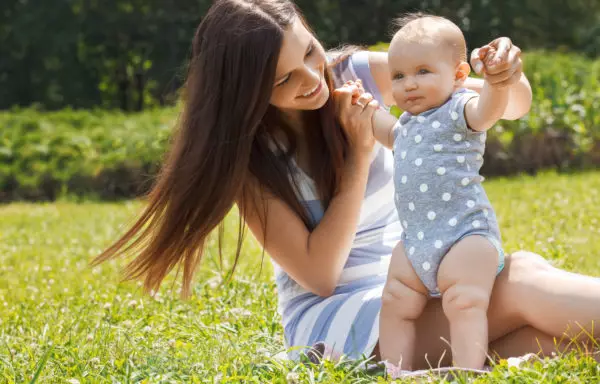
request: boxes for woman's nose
[304,64,321,83]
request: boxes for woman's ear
[454,62,471,86]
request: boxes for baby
[372,14,510,371]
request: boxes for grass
[0,170,599,383]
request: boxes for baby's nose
[404,78,418,90]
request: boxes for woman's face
[270,18,329,112]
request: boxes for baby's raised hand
[470,37,523,88]
[478,44,500,68]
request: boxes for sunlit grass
[0,170,599,382]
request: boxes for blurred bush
[1,51,598,202]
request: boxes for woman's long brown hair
[92,0,354,297]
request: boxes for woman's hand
[333,80,379,158]
[470,37,522,88]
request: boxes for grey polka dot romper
[393,89,505,297]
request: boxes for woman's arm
[241,154,371,298]
[462,75,531,120]
[368,51,395,107]
[242,85,378,298]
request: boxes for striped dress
[271,51,403,360]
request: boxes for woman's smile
[298,78,323,99]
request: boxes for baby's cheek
[391,85,404,106]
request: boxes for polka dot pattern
[392,90,499,295]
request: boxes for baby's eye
[418,69,430,75]
[392,73,404,80]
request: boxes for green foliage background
[1,0,598,110]
[2,50,599,202]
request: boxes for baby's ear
[454,62,471,86]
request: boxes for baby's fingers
[470,48,485,75]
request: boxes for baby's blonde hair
[391,13,467,63]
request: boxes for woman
[93,0,600,368]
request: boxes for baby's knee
[382,278,427,320]
[442,284,490,319]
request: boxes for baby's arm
[464,48,510,132]
[371,108,398,149]
[464,82,509,132]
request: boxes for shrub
[1,51,598,202]
[0,107,175,201]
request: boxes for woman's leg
[489,326,564,360]
[373,250,600,368]
[492,251,600,341]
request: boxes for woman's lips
[298,79,323,99]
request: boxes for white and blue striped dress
[271,51,403,360]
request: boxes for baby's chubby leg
[380,242,429,370]
[437,235,500,369]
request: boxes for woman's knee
[509,250,553,273]
[498,250,553,289]
[488,250,553,329]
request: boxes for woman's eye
[306,44,314,57]
[418,69,430,75]
[277,75,291,87]
[276,43,315,87]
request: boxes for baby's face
[388,41,458,115]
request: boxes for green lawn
[1,171,599,383]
